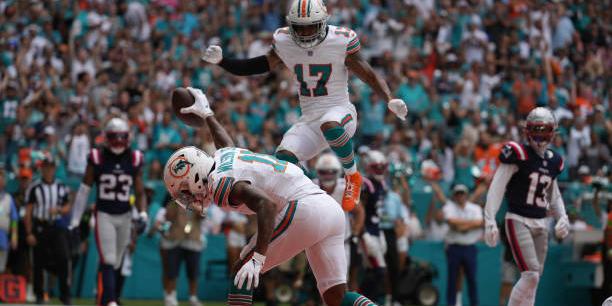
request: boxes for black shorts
[166,247,201,280]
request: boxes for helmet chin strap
[110,147,126,155]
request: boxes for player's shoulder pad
[88,148,102,166]
[272,27,291,47]
[211,175,236,207]
[545,149,564,172]
[131,149,144,168]
[499,141,528,164]
[330,25,360,55]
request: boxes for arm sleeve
[218,56,270,76]
[71,183,91,226]
[484,164,518,223]
[549,179,567,220]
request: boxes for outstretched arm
[205,116,235,148]
[202,45,284,76]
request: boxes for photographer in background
[161,201,205,306]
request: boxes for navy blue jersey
[499,141,564,219]
[361,176,387,235]
[89,147,143,214]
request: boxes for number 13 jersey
[273,25,360,119]
[499,142,564,219]
[208,147,324,215]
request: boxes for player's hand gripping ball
[171,87,213,127]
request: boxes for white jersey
[208,147,324,215]
[273,25,361,120]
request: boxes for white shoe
[189,295,202,306]
[108,302,119,306]
[165,291,178,306]
[26,284,35,302]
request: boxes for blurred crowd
[0,0,610,304]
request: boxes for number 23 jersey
[89,147,143,214]
[273,25,360,119]
[208,147,324,215]
[499,142,564,219]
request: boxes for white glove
[484,219,499,247]
[388,99,408,121]
[201,45,223,64]
[554,215,569,239]
[182,87,214,119]
[234,252,265,290]
[138,211,148,223]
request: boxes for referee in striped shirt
[24,155,72,305]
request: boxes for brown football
[171,87,205,127]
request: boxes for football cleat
[342,171,362,211]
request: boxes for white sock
[456,291,462,306]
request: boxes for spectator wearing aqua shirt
[359,92,387,145]
[551,135,570,182]
[153,112,182,164]
[396,70,430,121]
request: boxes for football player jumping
[71,118,147,306]
[200,0,408,212]
[483,107,570,306]
[164,87,379,306]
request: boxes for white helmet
[286,0,329,48]
[365,150,388,181]
[315,153,341,188]
[525,107,556,155]
[105,117,130,155]
[164,146,215,216]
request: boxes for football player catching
[483,107,569,306]
[200,0,408,212]
[70,118,147,306]
[164,87,379,306]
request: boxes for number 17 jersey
[273,25,360,119]
[208,147,324,215]
[499,142,564,219]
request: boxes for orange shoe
[342,171,362,211]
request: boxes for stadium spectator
[161,201,205,306]
[431,182,483,306]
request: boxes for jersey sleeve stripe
[213,177,227,204]
[346,41,361,54]
[92,149,100,165]
[216,177,234,207]
[347,37,359,47]
[220,178,234,206]
[507,141,526,160]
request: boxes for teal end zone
[72,235,598,304]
